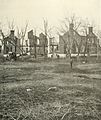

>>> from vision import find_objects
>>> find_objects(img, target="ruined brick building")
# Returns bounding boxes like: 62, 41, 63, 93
59, 23, 100, 56
28, 30, 58, 57
28, 30, 47, 56
4, 30, 20, 54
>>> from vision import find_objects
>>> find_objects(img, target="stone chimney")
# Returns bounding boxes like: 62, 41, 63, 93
69, 23, 74, 30
10, 30, 15, 36
88, 27, 93, 34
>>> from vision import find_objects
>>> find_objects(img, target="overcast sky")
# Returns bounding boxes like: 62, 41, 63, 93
0, 0, 101, 35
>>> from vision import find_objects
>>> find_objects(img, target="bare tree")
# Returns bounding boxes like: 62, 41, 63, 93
60, 14, 82, 32
17, 22, 28, 55
7, 19, 15, 31
42, 18, 54, 55
33, 27, 37, 58
96, 30, 101, 42
81, 20, 90, 58
16, 27, 25, 54
95, 30, 101, 60
42, 18, 54, 38
58, 14, 83, 57
43, 18, 48, 56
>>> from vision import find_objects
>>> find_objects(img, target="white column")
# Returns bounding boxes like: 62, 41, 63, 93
47, 37, 50, 54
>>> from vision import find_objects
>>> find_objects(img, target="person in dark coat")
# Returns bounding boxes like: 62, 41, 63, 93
12, 52, 17, 61
70, 58, 73, 69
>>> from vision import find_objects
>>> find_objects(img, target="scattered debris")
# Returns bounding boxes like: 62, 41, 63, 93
26, 88, 31, 92
82, 61, 86, 64
48, 87, 58, 92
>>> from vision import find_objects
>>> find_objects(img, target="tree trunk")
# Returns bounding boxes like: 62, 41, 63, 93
22, 38, 24, 54
34, 44, 37, 58
44, 44, 45, 56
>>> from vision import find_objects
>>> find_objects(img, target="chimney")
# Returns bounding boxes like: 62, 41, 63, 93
10, 30, 15, 36
69, 23, 74, 30
88, 27, 93, 34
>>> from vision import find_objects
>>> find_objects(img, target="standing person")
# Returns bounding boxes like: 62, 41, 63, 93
70, 58, 73, 69
13, 52, 17, 61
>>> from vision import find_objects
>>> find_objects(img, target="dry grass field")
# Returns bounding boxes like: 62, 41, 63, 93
0, 58, 101, 120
